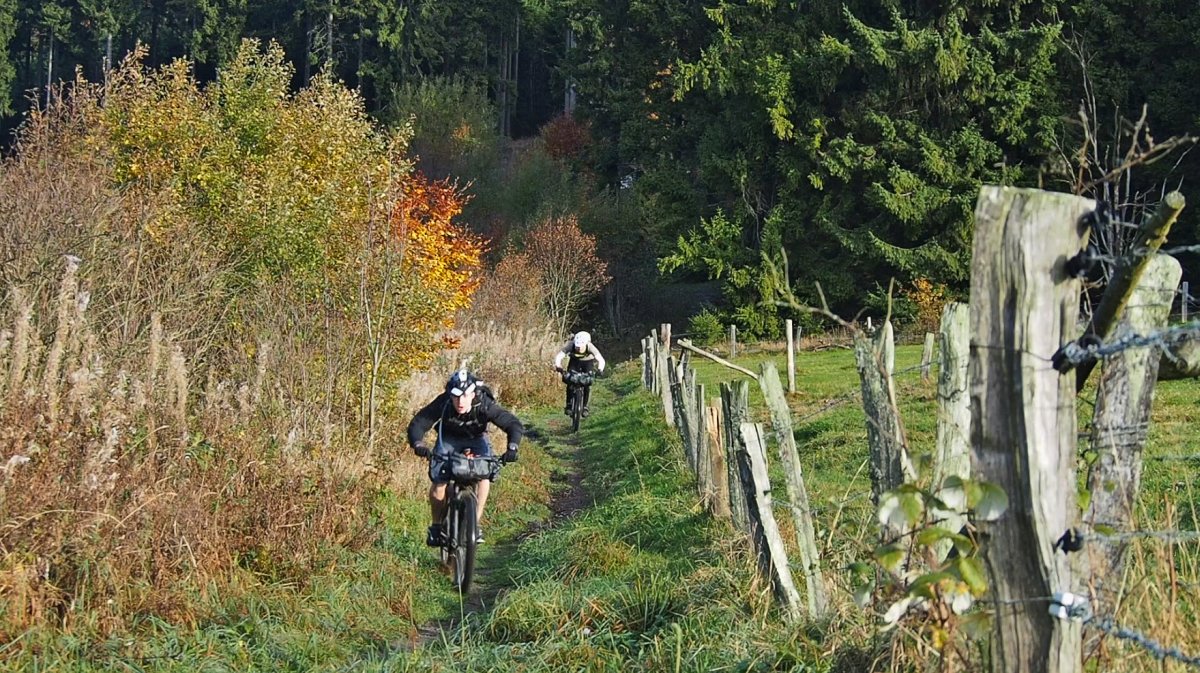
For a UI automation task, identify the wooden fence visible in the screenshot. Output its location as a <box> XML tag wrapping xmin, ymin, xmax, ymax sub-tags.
<box><xmin>638</xmin><ymin>186</ymin><xmax>1188</xmax><ymax>673</ymax></box>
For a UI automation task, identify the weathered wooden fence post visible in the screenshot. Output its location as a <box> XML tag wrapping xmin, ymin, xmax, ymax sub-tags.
<box><xmin>786</xmin><ymin>319</ymin><xmax>797</xmax><ymax>393</ymax></box>
<box><xmin>705</xmin><ymin>402</ymin><xmax>731</xmax><ymax>520</ymax></box>
<box><xmin>758</xmin><ymin>362</ymin><xmax>829</xmax><ymax>618</ymax></box>
<box><xmin>667</xmin><ymin>354</ymin><xmax>695</xmax><ymax>468</ymax></box>
<box><xmin>933</xmin><ymin>302</ymin><xmax>970</xmax><ymax>560</ymax></box>
<box><xmin>1074</xmin><ymin>191</ymin><xmax>1185</xmax><ymax>392</ymax></box>
<box><xmin>720</xmin><ymin>381</ymin><xmax>752</xmax><ymax>533</ymax></box>
<box><xmin>738</xmin><ymin>421</ymin><xmax>803</xmax><ymax>622</ymax></box>
<box><xmin>695</xmin><ymin>382</ymin><xmax>713</xmax><ymax>504</ymax></box>
<box><xmin>920</xmin><ymin>332</ymin><xmax>935</xmax><ymax>384</ymax></box>
<box><xmin>853</xmin><ymin>319</ymin><xmax>914</xmax><ymax>533</ymax></box>
<box><xmin>650</xmin><ymin>334</ymin><xmax>660</xmax><ymax>390</ymax></box>
<box><xmin>1083</xmin><ymin>254</ymin><xmax>1183</xmax><ymax>658</ymax></box>
<box><xmin>1183</xmin><ymin>280</ymin><xmax>1190</xmax><ymax>321</ymax></box>
<box><xmin>658</xmin><ymin>324</ymin><xmax>674</xmax><ymax>427</ymax></box>
<box><xmin>970</xmin><ymin>186</ymin><xmax>1093</xmax><ymax>673</ymax></box>
<box><xmin>729</xmin><ymin>324</ymin><xmax>737</xmax><ymax>358</ymax></box>
<box><xmin>641</xmin><ymin>336</ymin><xmax>654</xmax><ymax>390</ymax></box>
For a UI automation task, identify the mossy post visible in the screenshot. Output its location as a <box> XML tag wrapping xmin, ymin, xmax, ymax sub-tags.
<box><xmin>969</xmin><ymin>186</ymin><xmax>1093</xmax><ymax>673</ymax></box>
<box><xmin>853</xmin><ymin>318</ymin><xmax>913</xmax><ymax>534</ymax></box>
<box><xmin>720</xmin><ymin>381</ymin><xmax>752</xmax><ymax>533</ymax></box>
<box><xmin>1083</xmin><ymin>254</ymin><xmax>1182</xmax><ymax>660</ymax></box>
<box><xmin>1075</xmin><ymin>192</ymin><xmax>1185</xmax><ymax>392</ymax></box>
<box><xmin>667</xmin><ymin>354</ymin><xmax>693</xmax><ymax>467</ymax></box>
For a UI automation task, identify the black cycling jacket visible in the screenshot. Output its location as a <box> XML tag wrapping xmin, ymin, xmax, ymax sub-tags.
<box><xmin>406</xmin><ymin>392</ymin><xmax>524</xmax><ymax>448</ymax></box>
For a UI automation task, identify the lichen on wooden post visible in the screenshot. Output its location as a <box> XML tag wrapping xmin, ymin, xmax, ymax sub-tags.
<box><xmin>853</xmin><ymin>318</ymin><xmax>914</xmax><ymax>530</ymax></box>
<box><xmin>758</xmin><ymin>361</ymin><xmax>829</xmax><ymax>618</ymax></box>
<box><xmin>969</xmin><ymin>186</ymin><xmax>1093</xmax><ymax>673</ymax></box>
<box><xmin>1083</xmin><ymin>254</ymin><xmax>1182</xmax><ymax>660</ymax></box>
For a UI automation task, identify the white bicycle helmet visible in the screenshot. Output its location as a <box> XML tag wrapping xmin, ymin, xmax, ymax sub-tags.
<box><xmin>572</xmin><ymin>331</ymin><xmax>591</xmax><ymax>349</ymax></box>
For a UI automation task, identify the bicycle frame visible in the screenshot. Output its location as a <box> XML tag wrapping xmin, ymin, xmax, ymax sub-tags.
<box><xmin>560</xmin><ymin>369</ymin><xmax>594</xmax><ymax>433</ymax></box>
<box><xmin>436</xmin><ymin>454</ymin><xmax>500</xmax><ymax>593</ymax></box>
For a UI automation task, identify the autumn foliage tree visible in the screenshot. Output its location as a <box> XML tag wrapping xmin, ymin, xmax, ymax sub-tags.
<box><xmin>0</xmin><ymin>39</ymin><xmax>486</xmax><ymax>633</ymax></box>
<box><xmin>507</xmin><ymin>215</ymin><xmax>609</xmax><ymax>335</ymax></box>
<box><xmin>377</xmin><ymin>173</ymin><xmax>483</xmax><ymax>372</ymax></box>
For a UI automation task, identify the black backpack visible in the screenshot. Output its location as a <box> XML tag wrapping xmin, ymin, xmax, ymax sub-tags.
<box><xmin>475</xmin><ymin>381</ymin><xmax>498</xmax><ymax>406</ymax></box>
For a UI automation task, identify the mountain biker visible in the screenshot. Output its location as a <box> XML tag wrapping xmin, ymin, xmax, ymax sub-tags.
<box><xmin>407</xmin><ymin>369</ymin><xmax>523</xmax><ymax>547</ymax></box>
<box><xmin>553</xmin><ymin>331</ymin><xmax>606</xmax><ymax>417</ymax></box>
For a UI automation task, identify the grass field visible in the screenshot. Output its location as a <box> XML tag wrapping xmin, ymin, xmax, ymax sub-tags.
<box><xmin>10</xmin><ymin>344</ymin><xmax>1198</xmax><ymax>671</ymax></box>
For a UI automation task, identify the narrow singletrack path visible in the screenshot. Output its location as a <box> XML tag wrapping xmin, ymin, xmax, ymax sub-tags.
<box><xmin>411</xmin><ymin>417</ymin><xmax>594</xmax><ymax>647</ymax></box>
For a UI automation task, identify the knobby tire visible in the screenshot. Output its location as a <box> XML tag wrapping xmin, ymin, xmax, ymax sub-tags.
<box><xmin>570</xmin><ymin>385</ymin><xmax>582</xmax><ymax>433</ymax></box>
<box><xmin>453</xmin><ymin>492</ymin><xmax>478</xmax><ymax>593</ymax></box>
<box><xmin>439</xmin><ymin>491</ymin><xmax>455</xmax><ymax>566</ymax></box>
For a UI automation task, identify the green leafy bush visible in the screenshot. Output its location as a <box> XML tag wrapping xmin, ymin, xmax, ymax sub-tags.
<box><xmin>688</xmin><ymin>308</ymin><xmax>725</xmax><ymax>347</ymax></box>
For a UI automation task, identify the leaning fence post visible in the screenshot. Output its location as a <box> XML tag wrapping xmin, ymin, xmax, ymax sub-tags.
<box><xmin>1075</xmin><ymin>191</ymin><xmax>1185</xmax><ymax>392</ymax></box>
<box><xmin>853</xmin><ymin>319</ymin><xmax>914</xmax><ymax>533</ymax></box>
<box><xmin>970</xmin><ymin>186</ymin><xmax>1093</xmax><ymax>673</ymax></box>
<box><xmin>737</xmin><ymin>422</ymin><xmax>803</xmax><ymax>622</ymax></box>
<box><xmin>758</xmin><ymin>362</ymin><xmax>829</xmax><ymax>618</ymax></box>
<box><xmin>1083</xmin><ymin>254</ymin><xmax>1182</xmax><ymax>660</ymax></box>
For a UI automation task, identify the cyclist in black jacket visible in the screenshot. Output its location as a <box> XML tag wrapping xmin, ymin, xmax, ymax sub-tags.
<box><xmin>407</xmin><ymin>369</ymin><xmax>523</xmax><ymax>546</ymax></box>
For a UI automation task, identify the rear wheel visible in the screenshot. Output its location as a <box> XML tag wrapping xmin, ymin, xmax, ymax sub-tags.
<box><xmin>452</xmin><ymin>492</ymin><xmax>478</xmax><ymax>593</ymax></box>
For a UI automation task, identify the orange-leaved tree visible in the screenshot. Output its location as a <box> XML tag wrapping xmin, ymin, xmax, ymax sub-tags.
<box><xmin>388</xmin><ymin>172</ymin><xmax>484</xmax><ymax>365</ymax></box>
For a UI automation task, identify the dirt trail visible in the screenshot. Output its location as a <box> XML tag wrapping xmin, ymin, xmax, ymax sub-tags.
<box><xmin>410</xmin><ymin>418</ymin><xmax>593</xmax><ymax>647</ymax></box>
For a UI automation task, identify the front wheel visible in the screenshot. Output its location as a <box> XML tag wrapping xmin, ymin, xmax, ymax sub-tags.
<box><xmin>439</xmin><ymin>498</ymin><xmax>455</xmax><ymax>566</ymax></box>
<box><xmin>451</xmin><ymin>492</ymin><xmax>478</xmax><ymax>593</ymax></box>
<box><xmin>569</xmin><ymin>386</ymin><xmax>582</xmax><ymax>433</ymax></box>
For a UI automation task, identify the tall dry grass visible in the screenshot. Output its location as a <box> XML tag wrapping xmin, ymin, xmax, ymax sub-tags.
<box><xmin>0</xmin><ymin>78</ymin><xmax>559</xmax><ymax>644</ymax></box>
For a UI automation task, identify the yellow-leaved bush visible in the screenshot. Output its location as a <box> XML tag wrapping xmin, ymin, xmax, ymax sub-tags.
<box><xmin>0</xmin><ymin>39</ymin><xmax>488</xmax><ymax>635</ymax></box>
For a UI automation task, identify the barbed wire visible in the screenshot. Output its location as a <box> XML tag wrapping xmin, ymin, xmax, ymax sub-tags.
<box><xmin>1052</xmin><ymin>320</ymin><xmax>1200</xmax><ymax>372</ymax></box>
<box><xmin>981</xmin><ymin>590</ymin><xmax>1200</xmax><ymax>669</ymax></box>
<box><xmin>770</xmin><ymin>490</ymin><xmax>873</xmax><ymax>520</ymax></box>
<box><xmin>1084</xmin><ymin>616</ymin><xmax>1200</xmax><ymax>668</ymax></box>
<box><xmin>1145</xmin><ymin>454</ymin><xmax>1200</xmax><ymax>463</ymax></box>
<box><xmin>1056</xmin><ymin>527</ymin><xmax>1200</xmax><ymax>551</ymax></box>
<box><xmin>1088</xmin><ymin>243</ymin><xmax>1200</xmax><ymax>264</ymax></box>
